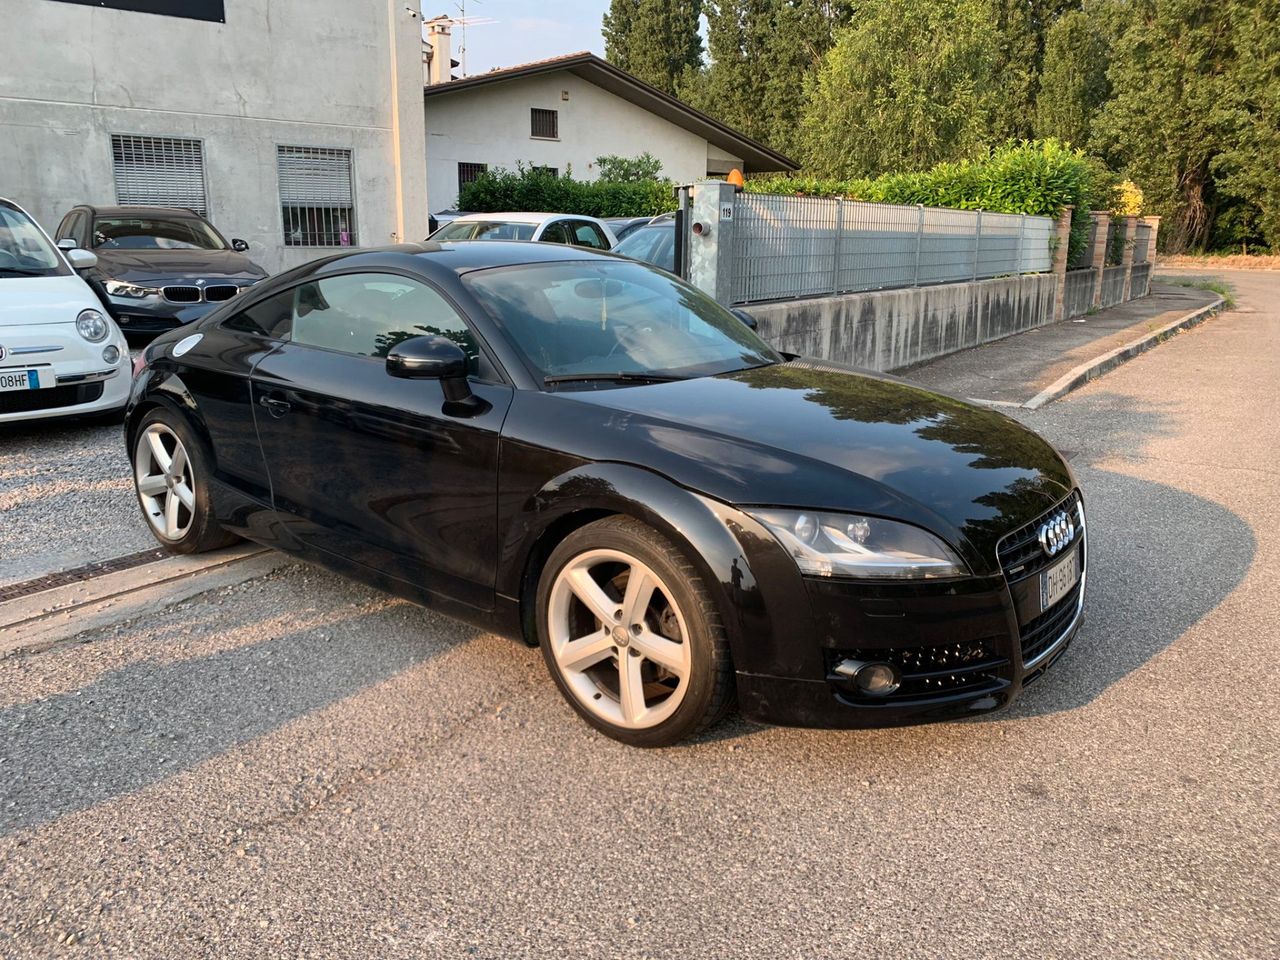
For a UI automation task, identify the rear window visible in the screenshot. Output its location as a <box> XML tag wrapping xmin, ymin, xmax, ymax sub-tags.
<box><xmin>615</xmin><ymin>224</ymin><xmax>676</xmax><ymax>273</ymax></box>
<box><xmin>433</xmin><ymin>221</ymin><xmax>536</xmax><ymax>242</ymax></box>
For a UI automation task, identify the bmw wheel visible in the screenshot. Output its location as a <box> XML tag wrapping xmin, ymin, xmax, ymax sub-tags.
<box><xmin>537</xmin><ymin>516</ymin><xmax>734</xmax><ymax>747</ymax></box>
<box><xmin>132</xmin><ymin>409</ymin><xmax>237</xmax><ymax>554</ymax></box>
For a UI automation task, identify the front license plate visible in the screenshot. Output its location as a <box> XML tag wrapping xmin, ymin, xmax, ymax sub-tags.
<box><xmin>1040</xmin><ymin>546</ymin><xmax>1080</xmax><ymax>612</ymax></box>
<box><xmin>0</xmin><ymin>368</ymin><xmax>49</xmax><ymax>392</ymax></box>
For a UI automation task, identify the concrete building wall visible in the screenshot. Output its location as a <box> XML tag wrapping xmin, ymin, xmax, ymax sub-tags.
<box><xmin>424</xmin><ymin>72</ymin><xmax>742</xmax><ymax>212</ymax></box>
<box><xmin>0</xmin><ymin>0</ymin><xmax>427</xmax><ymax>273</ymax></box>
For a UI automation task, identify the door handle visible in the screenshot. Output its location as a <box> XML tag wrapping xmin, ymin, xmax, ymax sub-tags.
<box><xmin>258</xmin><ymin>394</ymin><xmax>291</xmax><ymax>418</ymax></box>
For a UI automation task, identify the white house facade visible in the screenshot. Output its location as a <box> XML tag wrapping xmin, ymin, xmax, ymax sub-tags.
<box><xmin>0</xmin><ymin>0</ymin><xmax>428</xmax><ymax>273</ymax></box>
<box><xmin>422</xmin><ymin>36</ymin><xmax>797</xmax><ymax>214</ymax></box>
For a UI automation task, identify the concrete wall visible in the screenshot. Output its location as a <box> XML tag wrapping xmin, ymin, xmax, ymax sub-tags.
<box><xmin>742</xmin><ymin>274</ymin><xmax>1058</xmax><ymax>372</ymax></box>
<box><xmin>1063</xmin><ymin>268</ymin><xmax>1096</xmax><ymax>319</ymax></box>
<box><xmin>0</xmin><ymin>0</ymin><xmax>428</xmax><ymax>273</ymax></box>
<box><xmin>424</xmin><ymin>72</ymin><xmax>741</xmax><ymax>213</ymax></box>
<box><xmin>1099</xmin><ymin>265</ymin><xmax>1127</xmax><ymax>308</ymax></box>
<box><xmin>1130</xmin><ymin>262</ymin><xmax>1152</xmax><ymax>299</ymax></box>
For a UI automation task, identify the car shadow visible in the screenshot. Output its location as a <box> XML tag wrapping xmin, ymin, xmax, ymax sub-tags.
<box><xmin>0</xmin><ymin>605</ymin><xmax>481</xmax><ymax>836</ymax></box>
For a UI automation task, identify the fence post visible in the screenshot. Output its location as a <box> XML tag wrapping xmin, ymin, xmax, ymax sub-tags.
<box><xmin>685</xmin><ymin>180</ymin><xmax>738</xmax><ymax>305</ymax></box>
<box><xmin>1120</xmin><ymin>214</ymin><xmax>1138</xmax><ymax>302</ymax></box>
<box><xmin>913</xmin><ymin>204</ymin><xmax>924</xmax><ymax>286</ymax></box>
<box><xmin>972</xmin><ymin>210</ymin><xmax>983</xmax><ymax>281</ymax></box>
<box><xmin>1089</xmin><ymin>211</ymin><xmax>1110</xmax><ymax>308</ymax></box>
<box><xmin>1052</xmin><ymin>204</ymin><xmax>1074</xmax><ymax>322</ymax></box>
<box><xmin>831</xmin><ymin>198</ymin><xmax>844</xmax><ymax>295</ymax></box>
<box><xmin>1143</xmin><ymin>215</ymin><xmax>1161</xmax><ymax>263</ymax></box>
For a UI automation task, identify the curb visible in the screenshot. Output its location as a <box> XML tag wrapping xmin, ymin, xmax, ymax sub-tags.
<box><xmin>0</xmin><ymin>545</ymin><xmax>291</xmax><ymax>659</ymax></box>
<box><xmin>1022</xmin><ymin>298</ymin><xmax>1225</xmax><ymax>410</ymax></box>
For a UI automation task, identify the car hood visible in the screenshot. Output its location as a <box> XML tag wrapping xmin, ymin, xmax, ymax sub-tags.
<box><xmin>544</xmin><ymin>361</ymin><xmax>1074</xmax><ymax>571</ymax></box>
<box><xmin>92</xmin><ymin>248</ymin><xmax>268</xmax><ymax>283</ymax></box>
<box><xmin>0</xmin><ymin>273</ymin><xmax>100</xmax><ymax>326</ymax></box>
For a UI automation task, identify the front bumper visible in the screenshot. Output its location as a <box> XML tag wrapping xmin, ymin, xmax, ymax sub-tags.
<box><xmin>0</xmin><ymin>325</ymin><xmax>130</xmax><ymax>423</ymax></box>
<box><xmin>733</xmin><ymin>492</ymin><xmax>1086</xmax><ymax>728</ymax></box>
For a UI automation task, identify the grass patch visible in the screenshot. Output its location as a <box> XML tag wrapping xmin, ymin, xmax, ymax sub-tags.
<box><xmin>1159</xmin><ymin>253</ymin><xmax>1280</xmax><ymax>270</ymax></box>
<box><xmin>1167</xmin><ymin>277</ymin><xmax>1236</xmax><ymax>309</ymax></box>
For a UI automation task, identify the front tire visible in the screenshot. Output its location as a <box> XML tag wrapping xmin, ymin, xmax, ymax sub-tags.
<box><xmin>131</xmin><ymin>408</ymin><xmax>237</xmax><ymax>554</ymax></box>
<box><xmin>536</xmin><ymin>516</ymin><xmax>735</xmax><ymax>747</ymax></box>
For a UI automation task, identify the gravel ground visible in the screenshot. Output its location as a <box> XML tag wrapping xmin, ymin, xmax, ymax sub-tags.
<box><xmin>0</xmin><ymin>273</ymin><xmax>1276</xmax><ymax>958</ymax></box>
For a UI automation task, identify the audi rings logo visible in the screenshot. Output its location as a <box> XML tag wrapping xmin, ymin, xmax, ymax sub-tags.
<box><xmin>1037</xmin><ymin>510</ymin><xmax>1075</xmax><ymax>557</ymax></box>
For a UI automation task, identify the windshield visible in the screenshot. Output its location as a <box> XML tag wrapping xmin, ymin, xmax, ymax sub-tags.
<box><xmin>0</xmin><ymin>204</ymin><xmax>68</xmax><ymax>277</ymax></box>
<box><xmin>463</xmin><ymin>259</ymin><xmax>780</xmax><ymax>385</ymax></box>
<box><xmin>615</xmin><ymin>223</ymin><xmax>676</xmax><ymax>273</ymax></box>
<box><xmin>433</xmin><ymin>221</ymin><xmax>537</xmax><ymax>242</ymax></box>
<box><xmin>93</xmin><ymin>217</ymin><xmax>227</xmax><ymax>251</ymax></box>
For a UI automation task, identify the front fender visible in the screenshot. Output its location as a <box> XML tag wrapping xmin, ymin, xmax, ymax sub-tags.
<box><xmin>498</xmin><ymin>460</ymin><xmax>822</xmax><ymax>679</ymax></box>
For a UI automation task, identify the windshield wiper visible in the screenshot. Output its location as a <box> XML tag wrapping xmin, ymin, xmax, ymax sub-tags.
<box><xmin>0</xmin><ymin>267</ymin><xmax>48</xmax><ymax>277</ymax></box>
<box><xmin>544</xmin><ymin>372</ymin><xmax>688</xmax><ymax>387</ymax></box>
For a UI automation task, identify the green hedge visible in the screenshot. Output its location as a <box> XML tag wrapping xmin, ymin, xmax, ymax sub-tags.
<box><xmin>458</xmin><ymin>166</ymin><xmax>677</xmax><ymax>218</ymax></box>
<box><xmin>746</xmin><ymin>140</ymin><xmax>1119</xmax><ymax>263</ymax></box>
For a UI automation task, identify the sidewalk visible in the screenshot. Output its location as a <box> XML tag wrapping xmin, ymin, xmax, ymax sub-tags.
<box><xmin>899</xmin><ymin>281</ymin><xmax>1222</xmax><ymax>407</ymax></box>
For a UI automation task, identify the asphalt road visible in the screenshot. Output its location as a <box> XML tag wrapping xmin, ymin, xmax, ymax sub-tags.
<box><xmin>1</xmin><ymin>270</ymin><xmax>1277</xmax><ymax>958</ymax></box>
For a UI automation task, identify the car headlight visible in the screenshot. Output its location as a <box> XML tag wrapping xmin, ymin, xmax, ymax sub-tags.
<box><xmin>748</xmin><ymin>509</ymin><xmax>967</xmax><ymax>579</ymax></box>
<box><xmin>76</xmin><ymin>308</ymin><xmax>110</xmax><ymax>343</ymax></box>
<box><xmin>104</xmin><ymin>279</ymin><xmax>161</xmax><ymax>298</ymax></box>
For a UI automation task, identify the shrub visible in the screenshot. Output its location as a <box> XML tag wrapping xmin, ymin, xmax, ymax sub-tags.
<box><xmin>594</xmin><ymin>152</ymin><xmax>664</xmax><ymax>183</ymax></box>
<box><xmin>458</xmin><ymin>164</ymin><xmax>677</xmax><ymax>218</ymax></box>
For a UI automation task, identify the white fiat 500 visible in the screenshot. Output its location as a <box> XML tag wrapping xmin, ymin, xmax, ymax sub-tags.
<box><xmin>0</xmin><ymin>198</ymin><xmax>129</xmax><ymax>424</ymax></box>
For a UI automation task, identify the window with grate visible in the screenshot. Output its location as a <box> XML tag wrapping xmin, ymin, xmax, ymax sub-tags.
<box><xmin>111</xmin><ymin>135</ymin><xmax>208</xmax><ymax>215</ymax></box>
<box><xmin>277</xmin><ymin>146</ymin><xmax>356</xmax><ymax>247</ymax></box>
<box><xmin>530</xmin><ymin>108</ymin><xmax>558</xmax><ymax>139</ymax></box>
<box><xmin>457</xmin><ymin>162</ymin><xmax>488</xmax><ymax>194</ymax></box>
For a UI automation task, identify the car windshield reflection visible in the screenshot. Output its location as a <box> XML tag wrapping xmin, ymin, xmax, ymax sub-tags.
<box><xmin>462</xmin><ymin>259</ymin><xmax>780</xmax><ymax>387</ymax></box>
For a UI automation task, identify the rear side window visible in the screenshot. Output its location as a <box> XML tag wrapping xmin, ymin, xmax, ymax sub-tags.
<box><xmin>569</xmin><ymin>221</ymin><xmax>609</xmax><ymax>250</ymax></box>
<box><xmin>539</xmin><ymin>221</ymin><xmax>572</xmax><ymax>245</ymax></box>
<box><xmin>225</xmin><ymin>288</ymin><xmax>294</xmax><ymax>338</ymax></box>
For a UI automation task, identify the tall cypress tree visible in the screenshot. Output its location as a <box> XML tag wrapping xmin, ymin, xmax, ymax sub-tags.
<box><xmin>603</xmin><ymin>0</ymin><xmax>704</xmax><ymax>96</ymax></box>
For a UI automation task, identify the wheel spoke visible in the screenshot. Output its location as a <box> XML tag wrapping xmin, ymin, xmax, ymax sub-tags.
<box><xmin>620</xmin><ymin>566</ymin><xmax>656</xmax><ymax>627</ymax></box>
<box><xmin>137</xmin><ymin>474</ymin><xmax>167</xmax><ymax>497</ymax></box>
<box><xmin>557</xmin><ymin>629</ymin><xmax>615</xmax><ymax>672</ymax></box>
<box><xmin>617</xmin><ymin>650</ymin><xmax>646</xmax><ymax>724</ymax></box>
<box><xmin>566</xmin><ymin>566</ymin><xmax>618</xmax><ymax>625</ymax></box>
<box><xmin>169</xmin><ymin>444</ymin><xmax>188</xmax><ymax>479</ymax></box>
<box><xmin>632</xmin><ymin>628</ymin><xmax>689</xmax><ymax>678</ymax></box>
<box><xmin>172</xmin><ymin>481</ymin><xmax>195</xmax><ymax>511</ymax></box>
<box><xmin>146</xmin><ymin>430</ymin><xmax>172</xmax><ymax>474</ymax></box>
<box><xmin>164</xmin><ymin>492</ymin><xmax>182</xmax><ymax>538</ymax></box>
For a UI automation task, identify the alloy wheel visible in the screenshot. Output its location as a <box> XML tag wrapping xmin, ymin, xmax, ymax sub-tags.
<box><xmin>134</xmin><ymin>423</ymin><xmax>196</xmax><ymax>541</ymax></box>
<box><xmin>547</xmin><ymin>549</ymin><xmax>692</xmax><ymax>729</ymax></box>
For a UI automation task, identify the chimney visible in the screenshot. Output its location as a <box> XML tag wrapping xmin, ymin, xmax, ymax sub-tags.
<box><xmin>425</xmin><ymin>16</ymin><xmax>452</xmax><ymax>85</ymax></box>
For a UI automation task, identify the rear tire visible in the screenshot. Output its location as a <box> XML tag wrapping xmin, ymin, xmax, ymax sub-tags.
<box><xmin>131</xmin><ymin>408</ymin><xmax>237</xmax><ymax>554</ymax></box>
<box><xmin>536</xmin><ymin>516</ymin><xmax>735</xmax><ymax>747</ymax></box>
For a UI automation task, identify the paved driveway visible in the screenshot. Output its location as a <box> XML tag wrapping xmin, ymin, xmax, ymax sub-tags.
<box><xmin>0</xmin><ymin>271</ymin><xmax>1276</xmax><ymax>958</ymax></box>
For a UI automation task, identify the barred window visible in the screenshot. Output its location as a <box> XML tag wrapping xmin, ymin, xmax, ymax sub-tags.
<box><xmin>532</xmin><ymin>166</ymin><xmax>559</xmax><ymax>178</ymax></box>
<box><xmin>457</xmin><ymin>162</ymin><xmax>487</xmax><ymax>194</ymax></box>
<box><xmin>530</xmin><ymin>108</ymin><xmax>558</xmax><ymax>139</ymax></box>
<box><xmin>111</xmin><ymin>135</ymin><xmax>207</xmax><ymax>215</ymax></box>
<box><xmin>277</xmin><ymin>146</ymin><xmax>356</xmax><ymax>247</ymax></box>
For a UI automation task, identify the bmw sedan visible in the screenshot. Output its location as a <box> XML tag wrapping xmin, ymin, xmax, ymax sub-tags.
<box><xmin>126</xmin><ymin>242</ymin><xmax>1086</xmax><ymax>747</ymax></box>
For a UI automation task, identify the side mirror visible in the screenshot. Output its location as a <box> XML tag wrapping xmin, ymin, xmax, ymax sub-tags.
<box><xmin>66</xmin><ymin>248</ymin><xmax>98</xmax><ymax>270</ymax></box>
<box><xmin>386</xmin><ymin>335</ymin><xmax>472</xmax><ymax>401</ymax></box>
<box><xmin>730</xmin><ymin>307</ymin><xmax>758</xmax><ymax>331</ymax></box>
<box><xmin>57</xmin><ymin>238</ymin><xmax>78</xmax><ymax>250</ymax></box>
<box><xmin>231</xmin><ymin>238</ymin><xmax>250</xmax><ymax>252</ymax></box>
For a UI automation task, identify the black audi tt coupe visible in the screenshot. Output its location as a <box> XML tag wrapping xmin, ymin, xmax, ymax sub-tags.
<box><xmin>125</xmin><ymin>241</ymin><xmax>1086</xmax><ymax>747</ymax></box>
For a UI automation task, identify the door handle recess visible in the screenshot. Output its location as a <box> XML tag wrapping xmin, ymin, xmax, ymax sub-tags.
<box><xmin>258</xmin><ymin>395</ymin><xmax>291</xmax><ymax>417</ymax></box>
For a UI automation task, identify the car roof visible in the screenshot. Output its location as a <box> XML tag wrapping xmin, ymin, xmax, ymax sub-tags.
<box><xmin>448</xmin><ymin>212</ymin><xmax>600</xmax><ymax>225</ymax></box>
<box><xmin>84</xmin><ymin>205</ymin><xmax>205</xmax><ymax>219</ymax></box>
<box><xmin>406</xmin><ymin>239</ymin><xmax>621</xmax><ymax>274</ymax></box>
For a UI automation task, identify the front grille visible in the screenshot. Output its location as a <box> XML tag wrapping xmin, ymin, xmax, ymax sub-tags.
<box><xmin>828</xmin><ymin>638</ymin><xmax>1007</xmax><ymax>702</ymax></box>
<box><xmin>204</xmin><ymin>284</ymin><xmax>238</xmax><ymax>302</ymax></box>
<box><xmin>0</xmin><ymin>382</ymin><xmax>104</xmax><ymax>414</ymax></box>
<box><xmin>997</xmin><ymin>492</ymin><xmax>1083</xmax><ymax>582</ymax></box>
<box><xmin>1020</xmin><ymin>580</ymin><xmax>1083</xmax><ymax>665</ymax></box>
<box><xmin>162</xmin><ymin>285</ymin><xmax>201</xmax><ymax>303</ymax></box>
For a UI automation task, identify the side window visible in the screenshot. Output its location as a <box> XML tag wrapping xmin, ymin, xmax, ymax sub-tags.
<box><xmin>224</xmin><ymin>287</ymin><xmax>294</xmax><ymax>338</ymax></box>
<box><xmin>55</xmin><ymin>214</ymin><xmax>74</xmax><ymax>241</ymax></box>
<box><xmin>289</xmin><ymin>273</ymin><xmax>480</xmax><ymax>372</ymax></box>
<box><xmin>539</xmin><ymin>221</ymin><xmax>571</xmax><ymax>245</ymax></box>
<box><xmin>570</xmin><ymin>221</ymin><xmax>609</xmax><ymax>250</ymax></box>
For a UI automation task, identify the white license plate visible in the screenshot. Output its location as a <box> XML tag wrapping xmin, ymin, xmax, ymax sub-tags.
<box><xmin>1040</xmin><ymin>546</ymin><xmax>1080</xmax><ymax>612</ymax></box>
<box><xmin>0</xmin><ymin>368</ymin><xmax>51</xmax><ymax>392</ymax></box>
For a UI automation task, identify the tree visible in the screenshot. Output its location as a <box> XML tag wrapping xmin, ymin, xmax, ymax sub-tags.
<box><xmin>603</xmin><ymin>0</ymin><xmax>703</xmax><ymax>96</ymax></box>
<box><xmin>1033</xmin><ymin>9</ymin><xmax>1111</xmax><ymax>148</ymax></box>
<box><xmin>799</xmin><ymin>0</ymin><xmax>1003</xmax><ymax>177</ymax></box>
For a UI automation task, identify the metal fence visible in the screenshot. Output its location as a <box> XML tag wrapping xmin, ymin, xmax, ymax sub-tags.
<box><xmin>728</xmin><ymin>193</ymin><xmax>1055</xmax><ymax>304</ymax></box>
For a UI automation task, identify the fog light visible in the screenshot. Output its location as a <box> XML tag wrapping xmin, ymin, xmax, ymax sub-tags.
<box><xmin>833</xmin><ymin>658</ymin><xmax>901</xmax><ymax>697</ymax></box>
<box><xmin>102</xmin><ymin>345</ymin><xmax>121</xmax><ymax>364</ymax></box>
